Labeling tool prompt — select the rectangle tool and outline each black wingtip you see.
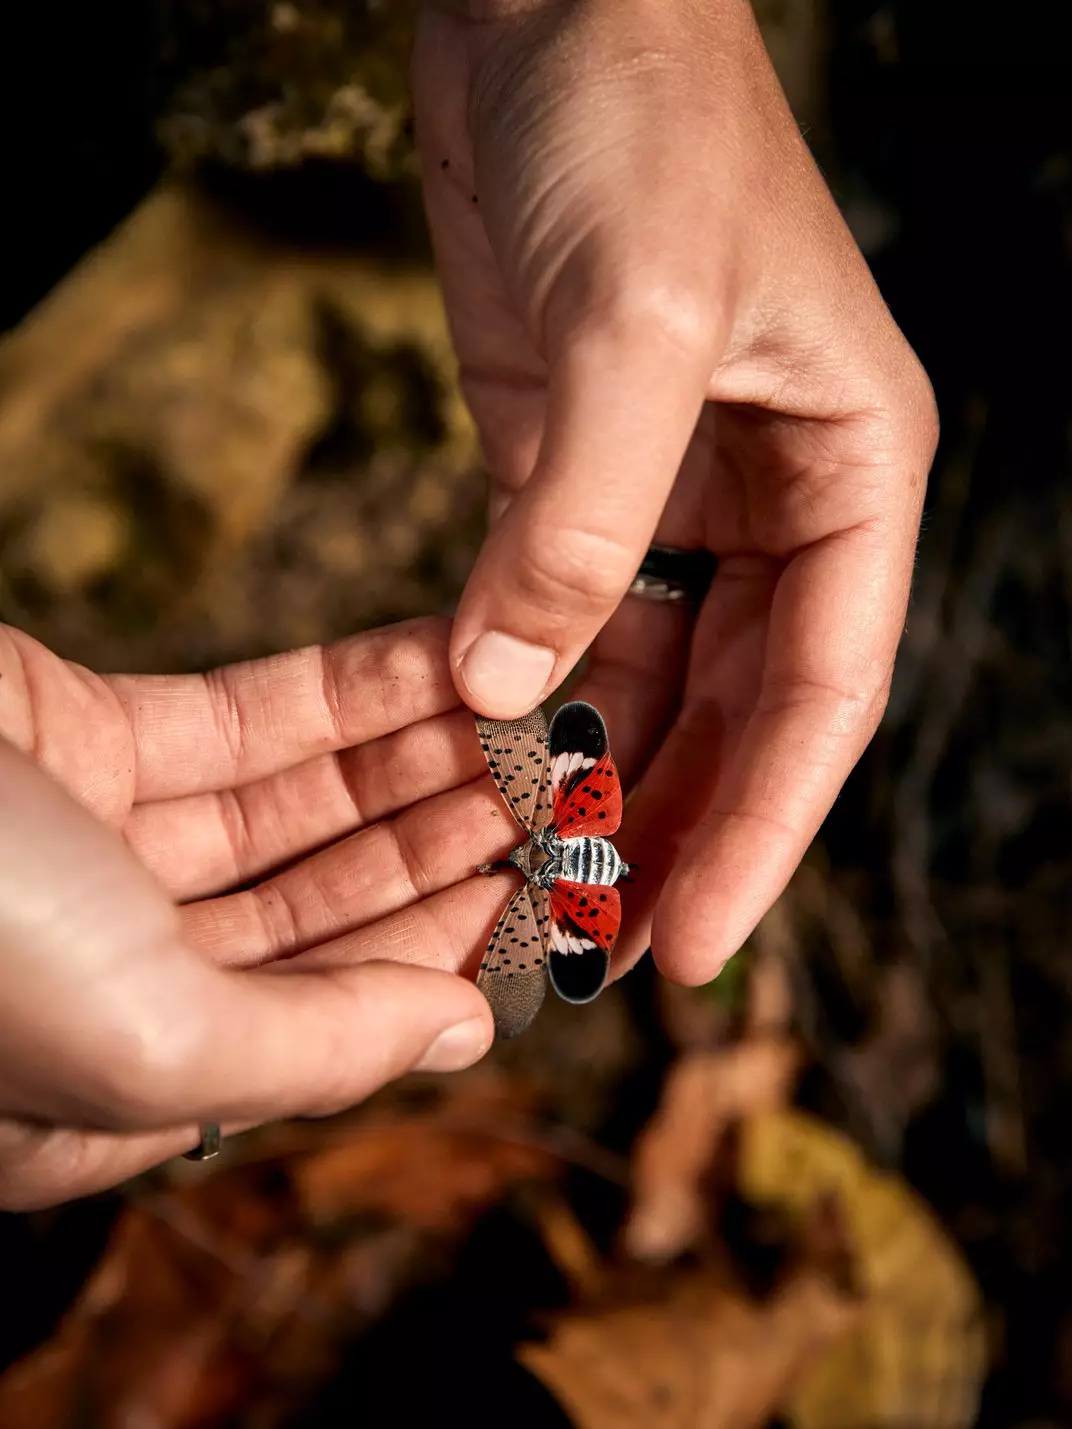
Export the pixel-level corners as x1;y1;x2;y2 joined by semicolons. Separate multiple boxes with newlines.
548;946;610;1005
548;700;609;763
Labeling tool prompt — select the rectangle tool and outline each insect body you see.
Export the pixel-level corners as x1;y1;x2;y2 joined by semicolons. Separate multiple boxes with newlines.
475;700;629;1037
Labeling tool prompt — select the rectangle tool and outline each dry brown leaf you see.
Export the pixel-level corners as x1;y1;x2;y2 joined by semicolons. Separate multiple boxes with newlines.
0;1075;563;1429
739;1109;986;1429
623;1039;800;1264
523;1220;859;1429
0;1206;255;1429
295;1115;558;1231
293;1070;558;1228
527;1187;609;1302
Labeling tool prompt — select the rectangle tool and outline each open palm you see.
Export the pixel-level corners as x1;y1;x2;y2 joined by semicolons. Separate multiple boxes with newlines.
0;618;507;1209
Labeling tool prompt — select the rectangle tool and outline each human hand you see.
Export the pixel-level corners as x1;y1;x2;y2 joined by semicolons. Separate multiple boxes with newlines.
414;0;936;979
0;618;525;1210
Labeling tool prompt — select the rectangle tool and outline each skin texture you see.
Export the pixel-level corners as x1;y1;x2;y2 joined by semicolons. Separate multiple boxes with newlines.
0;0;935;1207
0;618;517;1210
415;0;936;979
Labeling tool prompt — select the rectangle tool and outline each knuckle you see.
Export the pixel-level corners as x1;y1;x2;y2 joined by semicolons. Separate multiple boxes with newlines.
602;274;712;362
893;349;940;470
79;1021;196;1131
872;347;939;484
912;369;940;468
760;668;891;743
316;643;348;746
385;815;428;904
559;269;712;370
0;1133;91;1212
513;524;636;620
844;673;893;747
300;991;391;1118
202;667;246;775
863;673;894;737
217;788;255;872
250;879;304;957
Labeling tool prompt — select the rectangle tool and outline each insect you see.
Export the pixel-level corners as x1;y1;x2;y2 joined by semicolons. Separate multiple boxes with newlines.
475;700;630;1038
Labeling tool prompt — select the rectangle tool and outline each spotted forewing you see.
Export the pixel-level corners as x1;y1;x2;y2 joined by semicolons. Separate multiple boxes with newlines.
475;708;553;834
477;883;550;1037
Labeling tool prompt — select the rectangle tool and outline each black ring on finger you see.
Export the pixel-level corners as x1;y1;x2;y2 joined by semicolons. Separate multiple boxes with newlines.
628;545;717;606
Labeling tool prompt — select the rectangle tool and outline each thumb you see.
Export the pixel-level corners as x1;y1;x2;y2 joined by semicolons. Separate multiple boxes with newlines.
0;740;492;1131
452;313;712;719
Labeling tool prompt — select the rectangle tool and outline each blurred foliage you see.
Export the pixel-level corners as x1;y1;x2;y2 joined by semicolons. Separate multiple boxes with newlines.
156;0;420;179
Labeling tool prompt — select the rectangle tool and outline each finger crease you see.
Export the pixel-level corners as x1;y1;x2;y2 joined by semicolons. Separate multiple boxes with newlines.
216;788;256;876
385;814;428;906
332;749;366;825
758;675;885;727
317;645;347;748
250;879;303;956
203;668;246;783
706;805;801;844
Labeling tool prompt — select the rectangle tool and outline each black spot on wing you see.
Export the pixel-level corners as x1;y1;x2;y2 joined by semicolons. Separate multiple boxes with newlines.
477;884;548;1037
475;708;552;833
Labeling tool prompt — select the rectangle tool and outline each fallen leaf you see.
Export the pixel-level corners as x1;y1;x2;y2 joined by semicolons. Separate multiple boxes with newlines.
623;1039;800;1264
739;1109;986;1429
523;1200;860;1429
0;1072;564;1429
294;1072;559;1229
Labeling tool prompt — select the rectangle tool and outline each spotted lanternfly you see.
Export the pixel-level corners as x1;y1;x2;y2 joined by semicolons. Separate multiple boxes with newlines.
475;700;629;1038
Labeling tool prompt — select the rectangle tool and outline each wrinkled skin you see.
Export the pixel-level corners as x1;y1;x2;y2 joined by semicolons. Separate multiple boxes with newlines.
0;619;512;1209
415;0;935;977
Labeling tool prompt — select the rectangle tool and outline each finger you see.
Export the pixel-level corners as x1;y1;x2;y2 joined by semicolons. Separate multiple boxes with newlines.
450;326;713;719
653;524;913;984
108;617;459;803
180;777;520;966
0;1117;240;1212
0;623;135;820
570;577;692;787
163;954;499;1130
16;957;493;1134
127;707;487;901
569;414;713;784
279;872;512;980
0;742;492;1132
2;873;514;1169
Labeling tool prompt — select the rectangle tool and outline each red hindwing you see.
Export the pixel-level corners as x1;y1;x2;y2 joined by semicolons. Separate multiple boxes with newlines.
548;881;622;953
551;753;623;838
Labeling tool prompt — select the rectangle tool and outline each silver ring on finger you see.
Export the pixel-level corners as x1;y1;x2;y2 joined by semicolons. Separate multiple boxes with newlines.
183;1123;221;1161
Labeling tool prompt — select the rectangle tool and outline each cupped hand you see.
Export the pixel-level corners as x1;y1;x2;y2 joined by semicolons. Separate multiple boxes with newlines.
414;0;936;980
0;618;520;1210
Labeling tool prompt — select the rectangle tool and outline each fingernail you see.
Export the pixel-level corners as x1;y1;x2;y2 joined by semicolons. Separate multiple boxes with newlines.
414;1017;491;1073
459;630;556;716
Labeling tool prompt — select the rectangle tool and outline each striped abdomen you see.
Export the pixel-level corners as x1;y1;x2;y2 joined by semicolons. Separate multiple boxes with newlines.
558;836;623;886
